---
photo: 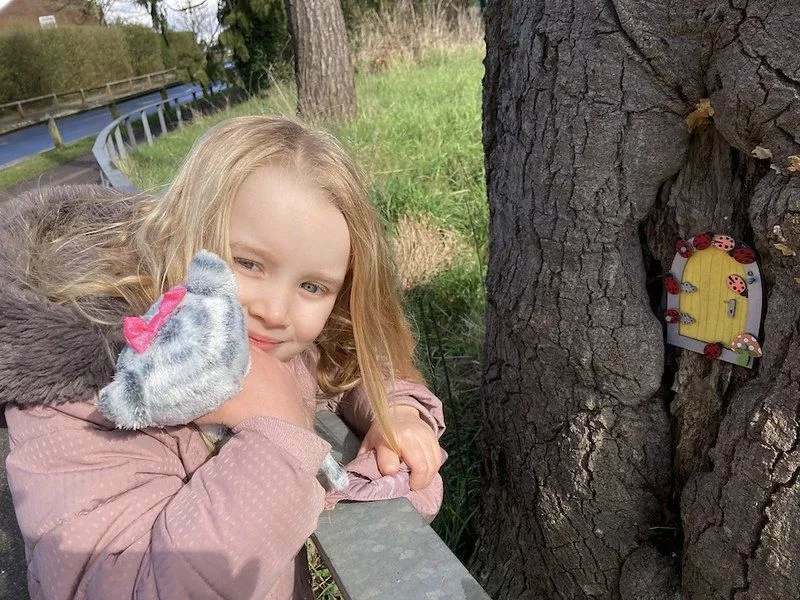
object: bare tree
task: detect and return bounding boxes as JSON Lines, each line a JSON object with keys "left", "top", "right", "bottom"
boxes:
{"left": 133, "top": 0, "right": 169, "bottom": 35}
{"left": 170, "top": 0, "right": 221, "bottom": 44}
{"left": 473, "top": 1, "right": 800, "bottom": 599}
{"left": 284, "top": 0, "right": 356, "bottom": 121}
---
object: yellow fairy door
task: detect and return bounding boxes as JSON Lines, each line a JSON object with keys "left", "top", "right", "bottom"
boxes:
{"left": 679, "top": 247, "right": 748, "bottom": 347}
{"left": 666, "top": 233, "right": 763, "bottom": 368}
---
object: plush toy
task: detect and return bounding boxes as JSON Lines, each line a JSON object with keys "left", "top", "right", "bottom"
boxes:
{"left": 97, "top": 250, "right": 348, "bottom": 492}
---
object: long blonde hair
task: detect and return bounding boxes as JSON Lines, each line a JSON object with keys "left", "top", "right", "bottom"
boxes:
{"left": 37, "top": 115, "right": 421, "bottom": 449}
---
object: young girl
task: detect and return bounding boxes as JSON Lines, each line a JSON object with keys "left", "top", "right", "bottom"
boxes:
{"left": 0, "top": 116, "right": 446, "bottom": 599}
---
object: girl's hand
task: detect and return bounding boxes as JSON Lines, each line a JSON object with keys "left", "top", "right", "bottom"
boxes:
{"left": 358, "top": 404, "right": 442, "bottom": 491}
{"left": 196, "top": 343, "right": 311, "bottom": 430}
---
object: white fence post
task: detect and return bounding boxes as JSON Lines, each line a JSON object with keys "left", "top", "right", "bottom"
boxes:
{"left": 157, "top": 105, "right": 167, "bottom": 135}
{"left": 114, "top": 126, "right": 127, "bottom": 160}
{"left": 125, "top": 119, "right": 136, "bottom": 147}
{"left": 141, "top": 111, "right": 153, "bottom": 146}
{"left": 47, "top": 115, "right": 63, "bottom": 149}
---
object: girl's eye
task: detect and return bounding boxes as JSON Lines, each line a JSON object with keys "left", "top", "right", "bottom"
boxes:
{"left": 234, "top": 257, "right": 261, "bottom": 272}
{"left": 301, "top": 282, "right": 324, "bottom": 295}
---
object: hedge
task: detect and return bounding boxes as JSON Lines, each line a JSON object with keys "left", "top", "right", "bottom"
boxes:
{"left": 0, "top": 25, "right": 205, "bottom": 104}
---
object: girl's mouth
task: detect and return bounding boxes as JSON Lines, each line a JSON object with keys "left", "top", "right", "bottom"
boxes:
{"left": 248, "top": 335, "right": 282, "bottom": 352}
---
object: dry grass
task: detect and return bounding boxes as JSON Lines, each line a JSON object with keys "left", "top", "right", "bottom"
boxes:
{"left": 393, "top": 213, "right": 471, "bottom": 290}
{"left": 307, "top": 539, "right": 343, "bottom": 599}
{"left": 353, "top": 0, "right": 483, "bottom": 72}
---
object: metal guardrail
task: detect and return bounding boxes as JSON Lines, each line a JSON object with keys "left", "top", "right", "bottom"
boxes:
{"left": 92, "top": 93, "right": 492, "bottom": 600}
{"left": 314, "top": 411, "right": 491, "bottom": 600}
{"left": 93, "top": 84, "right": 223, "bottom": 192}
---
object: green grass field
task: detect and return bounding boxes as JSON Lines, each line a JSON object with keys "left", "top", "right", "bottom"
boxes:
{"left": 125, "top": 46, "right": 487, "bottom": 588}
{"left": 0, "top": 137, "right": 94, "bottom": 192}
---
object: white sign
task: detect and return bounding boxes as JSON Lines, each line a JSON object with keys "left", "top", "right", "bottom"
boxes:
{"left": 39, "top": 15, "right": 57, "bottom": 28}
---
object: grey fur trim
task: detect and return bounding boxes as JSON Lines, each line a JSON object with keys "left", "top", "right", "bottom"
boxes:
{"left": 0, "top": 185, "right": 129, "bottom": 409}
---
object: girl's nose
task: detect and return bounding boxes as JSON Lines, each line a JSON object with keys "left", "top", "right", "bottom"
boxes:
{"left": 249, "top": 293, "right": 290, "bottom": 329}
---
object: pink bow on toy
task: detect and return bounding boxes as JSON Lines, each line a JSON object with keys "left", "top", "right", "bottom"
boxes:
{"left": 123, "top": 286, "right": 187, "bottom": 353}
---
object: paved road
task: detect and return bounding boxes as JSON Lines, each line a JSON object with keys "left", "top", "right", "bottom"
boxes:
{"left": 1, "top": 152, "right": 102, "bottom": 202}
{"left": 0, "top": 82, "right": 222, "bottom": 168}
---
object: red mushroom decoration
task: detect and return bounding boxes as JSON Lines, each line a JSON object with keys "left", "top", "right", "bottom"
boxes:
{"left": 676, "top": 239, "right": 693, "bottom": 258}
{"left": 664, "top": 275, "right": 680, "bottom": 295}
{"left": 703, "top": 342, "right": 723, "bottom": 360}
{"left": 731, "top": 332, "right": 762, "bottom": 357}
{"left": 730, "top": 332, "right": 762, "bottom": 366}
{"left": 730, "top": 245, "right": 756, "bottom": 264}
{"left": 693, "top": 232, "right": 713, "bottom": 250}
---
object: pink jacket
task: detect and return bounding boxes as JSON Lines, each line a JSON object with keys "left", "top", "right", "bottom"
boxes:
{"left": 0, "top": 186, "right": 446, "bottom": 600}
{"left": 4, "top": 351, "right": 445, "bottom": 600}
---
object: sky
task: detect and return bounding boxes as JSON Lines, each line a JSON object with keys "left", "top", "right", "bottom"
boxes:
{"left": 105, "top": 0, "right": 220, "bottom": 41}
{"left": 0, "top": 0, "right": 220, "bottom": 41}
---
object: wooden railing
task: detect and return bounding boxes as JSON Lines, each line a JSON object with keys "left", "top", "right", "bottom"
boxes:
{"left": 0, "top": 68, "right": 180, "bottom": 121}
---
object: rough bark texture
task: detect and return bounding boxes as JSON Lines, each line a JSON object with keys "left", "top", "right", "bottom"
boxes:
{"left": 284, "top": 0, "right": 356, "bottom": 121}
{"left": 473, "top": 1, "right": 800, "bottom": 599}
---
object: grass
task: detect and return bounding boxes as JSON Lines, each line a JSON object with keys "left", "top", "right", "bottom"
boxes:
{"left": 0, "top": 136, "right": 94, "bottom": 191}
{"left": 125, "top": 45, "right": 487, "bottom": 594}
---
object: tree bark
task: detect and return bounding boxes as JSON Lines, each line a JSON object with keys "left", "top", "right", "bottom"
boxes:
{"left": 284, "top": 0, "right": 356, "bottom": 121}
{"left": 474, "top": 1, "right": 800, "bottom": 599}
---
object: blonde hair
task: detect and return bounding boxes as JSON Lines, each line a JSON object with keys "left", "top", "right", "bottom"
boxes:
{"left": 37, "top": 115, "right": 422, "bottom": 450}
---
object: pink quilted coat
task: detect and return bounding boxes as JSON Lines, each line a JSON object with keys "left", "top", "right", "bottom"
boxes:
{"left": 0, "top": 185, "right": 446, "bottom": 599}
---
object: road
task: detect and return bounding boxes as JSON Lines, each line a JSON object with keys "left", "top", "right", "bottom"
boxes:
{"left": 0, "top": 82, "right": 222, "bottom": 168}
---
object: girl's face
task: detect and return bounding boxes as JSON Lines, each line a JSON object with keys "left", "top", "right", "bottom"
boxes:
{"left": 229, "top": 163, "right": 351, "bottom": 363}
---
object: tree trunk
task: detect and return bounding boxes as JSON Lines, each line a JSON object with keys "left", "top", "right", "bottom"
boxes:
{"left": 473, "top": 1, "right": 800, "bottom": 599}
{"left": 284, "top": 0, "right": 356, "bottom": 121}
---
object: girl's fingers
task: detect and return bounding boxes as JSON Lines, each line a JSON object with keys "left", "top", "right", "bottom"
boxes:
{"left": 409, "top": 463, "right": 432, "bottom": 491}
{"left": 406, "top": 443, "right": 435, "bottom": 491}
{"left": 376, "top": 444, "right": 401, "bottom": 475}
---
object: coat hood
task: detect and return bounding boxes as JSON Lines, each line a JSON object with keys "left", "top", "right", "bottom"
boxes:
{"left": 0, "top": 185, "right": 131, "bottom": 411}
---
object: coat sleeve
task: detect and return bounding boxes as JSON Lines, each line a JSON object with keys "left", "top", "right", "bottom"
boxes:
{"left": 333, "top": 379, "right": 446, "bottom": 439}
{"left": 327, "top": 380, "right": 447, "bottom": 522}
{"left": 5, "top": 405, "right": 330, "bottom": 600}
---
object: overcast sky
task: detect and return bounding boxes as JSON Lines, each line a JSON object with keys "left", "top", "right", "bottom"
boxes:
{"left": 105, "top": 0, "right": 220, "bottom": 41}
{"left": 0, "top": 0, "right": 221, "bottom": 41}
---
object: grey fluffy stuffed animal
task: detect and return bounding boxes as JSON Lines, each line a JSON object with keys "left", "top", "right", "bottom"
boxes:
{"left": 97, "top": 250, "right": 348, "bottom": 492}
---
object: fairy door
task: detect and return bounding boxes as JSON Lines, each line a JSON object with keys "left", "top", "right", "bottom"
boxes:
{"left": 665, "top": 233, "right": 763, "bottom": 368}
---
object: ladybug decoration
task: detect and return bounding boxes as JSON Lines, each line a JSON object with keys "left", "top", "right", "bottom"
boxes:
{"left": 729, "top": 245, "right": 756, "bottom": 264}
{"left": 676, "top": 239, "right": 694, "bottom": 258}
{"left": 693, "top": 232, "right": 713, "bottom": 250}
{"left": 712, "top": 235, "right": 736, "bottom": 251}
{"left": 664, "top": 275, "right": 680, "bottom": 295}
{"left": 703, "top": 342, "right": 723, "bottom": 360}
{"left": 726, "top": 274, "right": 748, "bottom": 297}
